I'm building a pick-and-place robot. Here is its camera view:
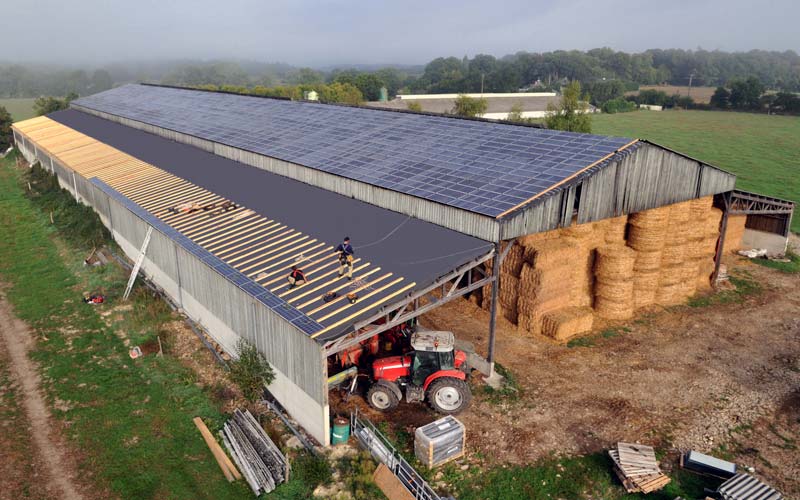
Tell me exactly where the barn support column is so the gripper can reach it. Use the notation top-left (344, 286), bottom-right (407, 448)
top-left (712, 191), bottom-right (732, 284)
top-left (487, 242), bottom-right (501, 365)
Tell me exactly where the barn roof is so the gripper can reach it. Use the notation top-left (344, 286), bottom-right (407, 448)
top-left (72, 84), bottom-right (633, 218)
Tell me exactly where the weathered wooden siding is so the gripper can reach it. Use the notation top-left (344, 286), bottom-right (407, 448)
top-left (501, 143), bottom-right (736, 239)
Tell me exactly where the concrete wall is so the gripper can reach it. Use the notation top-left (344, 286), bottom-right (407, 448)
top-left (741, 228), bottom-right (789, 254)
top-left (14, 137), bottom-right (332, 445)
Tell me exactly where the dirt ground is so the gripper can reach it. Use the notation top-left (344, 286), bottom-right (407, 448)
top-left (0, 288), bottom-right (89, 500)
top-left (336, 257), bottom-right (800, 495)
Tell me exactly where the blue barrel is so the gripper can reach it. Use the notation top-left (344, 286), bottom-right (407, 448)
top-left (331, 417), bottom-right (350, 444)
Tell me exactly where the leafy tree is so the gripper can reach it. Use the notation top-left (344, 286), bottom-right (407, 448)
top-left (33, 94), bottom-right (76, 116)
top-left (406, 101), bottom-right (423, 112)
top-left (229, 339), bottom-right (275, 402)
top-left (729, 76), bottom-right (765, 109)
top-left (601, 97), bottom-right (637, 114)
top-left (583, 79), bottom-right (626, 105)
top-left (634, 89), bottom-right (669, 106)
top-left (0, 106), bottom-right (12, 151)
top-left (374, 67), bottom-right (405, 97)
top-left (451, 94), bottom-right (487, 117)
top-left (290, 67), bottom-right (324, 85)
top-left (507, 103), bottom-right (525, 122)
top-left (710, 86), bottom-right (731, 108)
top-left (318, 82), bottom-right (363, 105)
top-left (773, 92), bottom-right (800, 113)
top-left (545, 81), bottom-right (592, 133)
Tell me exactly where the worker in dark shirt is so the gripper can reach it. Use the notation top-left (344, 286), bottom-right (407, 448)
top-left (287, 265), bottom-right (306, 288)
top-left (335, 237), bottom-right (354, 280)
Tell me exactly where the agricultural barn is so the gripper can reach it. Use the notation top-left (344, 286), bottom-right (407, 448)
top-left (11, 84), bottom-right (793, 445)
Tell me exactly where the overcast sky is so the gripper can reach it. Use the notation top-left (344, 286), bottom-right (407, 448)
top-left (6, 0), bottom-right (799, 66)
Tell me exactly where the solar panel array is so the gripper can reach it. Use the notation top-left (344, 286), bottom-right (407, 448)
top-left (74, 84), bottom-right (633, 218)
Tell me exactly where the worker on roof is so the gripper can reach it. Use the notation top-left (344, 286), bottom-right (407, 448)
top-left (336, 237), bottom-right (354, 280)
top-left (287, 265), bottom-right (307, 289)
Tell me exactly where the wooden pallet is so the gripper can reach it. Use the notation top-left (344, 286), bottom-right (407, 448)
top-left (609, 447), bottom-right (671, 494)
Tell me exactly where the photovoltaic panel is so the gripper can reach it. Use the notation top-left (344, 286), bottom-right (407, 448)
top-left (74, 84), bottom-right (634, 218)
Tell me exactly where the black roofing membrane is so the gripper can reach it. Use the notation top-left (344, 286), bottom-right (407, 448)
top-left (50, 109), bottom-right (490, 291)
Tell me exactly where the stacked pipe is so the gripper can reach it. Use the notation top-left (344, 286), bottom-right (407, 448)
top-left (594, 245), bottom-right (636, 320)
top-left (221, 409), bottom-right (289, 495)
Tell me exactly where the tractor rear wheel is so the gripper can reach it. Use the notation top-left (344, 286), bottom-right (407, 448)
top-left (426, 377), bottom-right (471, 414)
top-left (367, 383), bottom-right (399, 412)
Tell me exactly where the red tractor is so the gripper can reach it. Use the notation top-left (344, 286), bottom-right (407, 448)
top-left (366, 331), bottom-right (471, 414)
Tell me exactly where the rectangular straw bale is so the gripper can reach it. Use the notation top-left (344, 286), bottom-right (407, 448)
top-left (604, 216), bottom-right (628, 244)
top-left (725, 215), bottom-right (747, 250)
top-left (499, 275), bottom-right (520, 308)
top-left (562, 221), bottom-right (597, 240)
top-left (595, 246), bottom-right (636, 280)
top-left (541, 307), bottom-right (594, 342)
top-left (500, 243), bottom-right (525, 278)
top-left (528, 239), bottom-right (581, 269)
top-left (501, 303), bottom-right (518, 325)
top-left (707, 207), bottom-right (723, 234)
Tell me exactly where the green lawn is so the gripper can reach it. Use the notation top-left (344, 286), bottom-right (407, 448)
top-left (0, 98), bottom-right (37, 121)
top-left (593, 110), bottom-right (800, 232)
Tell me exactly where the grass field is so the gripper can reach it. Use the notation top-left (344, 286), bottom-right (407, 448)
top-left (0, 98), bottom-right (37, 121)
top-left (593, 110), bottom-right (800, 232)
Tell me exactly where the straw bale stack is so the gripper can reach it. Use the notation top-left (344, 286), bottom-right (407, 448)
top-left (604, 216), bottom-right (628, 244)
top-left (594, 246), bottom-right (636, 280)
top-left (707, 207), bottom-right (723, 234)
top-left (541, 307), bottom-right (594, 342)
top-left (500, 242), bottom-right (525, 278)
top-left (634, 250), bottom-right (663, 272)
top-left (628, 225), bottom-right (665, 252)
top-left (499, 275), bottom-right (520, 309)
top-left (725, 215), bottom-right (747, 251)
top-left (594, 246), bottom-right (636, 320)
top-left (527, 239), bottom-right (581, 269)
top-left (629, 206), bottom-right (670, 227)
top-left (686, 197), bottom-right (712, 240)
top-left (633, 270), bottom-right (660, 308)
top-left (655, 282), bottom-right (685, 306)
top-left (562, 221), bottom-right (596, 239)
top-left (660, 243), bottom-right (686, 267)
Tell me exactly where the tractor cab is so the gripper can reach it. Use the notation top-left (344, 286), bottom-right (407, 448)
top-left (367, 331), bottom-right (471, 414)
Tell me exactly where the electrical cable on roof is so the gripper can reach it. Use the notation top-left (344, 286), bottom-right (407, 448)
top-left (397, 244), bottom-right (494, 265)
top-left (357, 215), bottom-right (412, 249)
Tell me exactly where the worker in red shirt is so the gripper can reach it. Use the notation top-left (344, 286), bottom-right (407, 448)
top-left (287, 265), bottom-right (307, 289)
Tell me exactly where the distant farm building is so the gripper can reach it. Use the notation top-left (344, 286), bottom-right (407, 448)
top-left (12, 84), bottom-right (793, 445)
top-left (369, 92), bottom-right (598, 120)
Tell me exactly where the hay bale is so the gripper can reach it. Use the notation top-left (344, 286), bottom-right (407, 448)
top-left (660, 243), bottom-right (686, 267)
top-left (707, 207), bottom-right (723, 234)
top-left (562, 221), bottom-right (596, 239)
top-left (541, 307), bottom-right (594, 342)
top-left (499, 274), bottom-right (520, 308)
top-left (603, 216), bottom-right (628, 244)
top-left (595, 280), bottom-right (634, 302)
top-left (595, 246), bottom-right (636, 280)
top-left (629, 206), bottom-right (670, 227)
top-left (501, 303), bottom-right (518, 325)
top-left (527, 239), bottom-right (581, 269)
top-left (633, 270), bottom-right (659, 308)
top-left (595, 296), bottom-right (634, 320)
top-left (634, 249), bottom-right (663, 271)
top-left (658, 265), bottom-right (684, 286)
top-left (500, 243), bottom-right (525, 278)
top-left (655, 282), bottom-right (686, 306)
top-left (725, 215), bottom-right (747, 251)
top-left (627, 224), bottom-right (665, 252)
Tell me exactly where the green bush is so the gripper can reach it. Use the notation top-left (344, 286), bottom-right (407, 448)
top-left (228, 339), bottom-right (275, 402)
top-left (602, 97), bottom-right (637, 114)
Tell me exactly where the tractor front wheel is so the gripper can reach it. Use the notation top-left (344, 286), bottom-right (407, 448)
top-left (367, 383), bottom-right (399, 412)
top-left (427, 377), bottom-right (471, 414)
